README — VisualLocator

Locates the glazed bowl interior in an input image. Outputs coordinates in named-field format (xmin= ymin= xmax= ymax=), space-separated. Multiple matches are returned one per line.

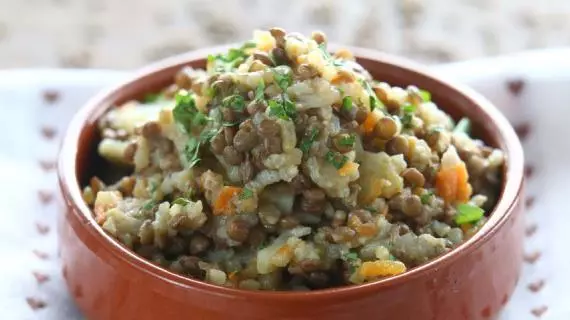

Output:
xmin=59 ymin=45 xmax=524 ymax=299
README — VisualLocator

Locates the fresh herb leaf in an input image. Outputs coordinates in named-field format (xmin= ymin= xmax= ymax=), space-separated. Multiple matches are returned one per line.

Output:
xmin=318 ymin=42 xmax=332 ymax=60
xmin=332 ymin=59 xmax=345 ymax=67
xmin=454 ymin=203 xmax=484 ymax=225
xmin=325 ymin=151 xmax=348 ymax=169
xmin=453 ymin=117 xmax=471 ymax=135
xmin=338 ymin=133 xmax=356 ymax=147
xmin=341 ymin=251 xmax=360 ymax=274
xmin=222 ymin=121 xmax=240 ymax=127
xmin=268 ymin=97 xmax=297 ymax=121
xmin=342 ymin=96 xmax=353 ymax=111
xmin=420 ymin=191 xmax=434 ymax=204
xmin=272 ymin=66 xmax=293 ymax=92
xmin=139 ymin=200 xmax=156 ymax=213
xmin=300 ymin=127 xmax=319 ymax=154
xmin=173 ymin=197 xmax=191 ymax=206
xmin=239 ymin=188 xmax=254 ymax=200
xmin=207 ymin=42 xmax=255 ymax=73
xmin=173 ymin=90 xmax=210 ymax=133
xmin=199 ymin=127 xmax=221 ymax=142
xmin=402 ymin=103 xmax=416 ymax=114
xmin=222 ymin=94 xmax=246 ymax=112
xmin=254 ymin=80 xmax=266 ymax=102
xmin=419 ymin=89 xmax=431 ymax=102
xmin=142 ymin=93 xmax=162 ymax=103
xmin=360 ymin=79 xmax=384 ymax=111
xmin=401 ymin=103 xmax=416 ymax=129
xmin=183 ymin=137 xmax=202 ymax=168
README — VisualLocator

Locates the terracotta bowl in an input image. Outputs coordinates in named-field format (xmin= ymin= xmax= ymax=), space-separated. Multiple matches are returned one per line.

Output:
xmin=58 ymin=46 xmax=525 ymax=320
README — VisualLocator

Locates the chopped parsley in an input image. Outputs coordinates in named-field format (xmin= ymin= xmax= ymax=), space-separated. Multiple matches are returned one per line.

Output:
xmin=207 ymin=41 xmax=255 ymax=73
xmin=239 ymin=188 xmax=254 ymax=200
xmin=268 ymin=97 xmax=297 ymax=120
xmin=139 ymin=200 xmax=156 ymax=214
xmin=420 ymin=89 xmax=431 ymax=102
xmin=342 ymin=96 xmax=353 ymax=111
xmin=183 ymin=137 xmax=202 ymax=168
xmin=142 ymin=93 xmax=163 ymax=103
xmin=401 ymin=103 xmax=416 ymax=129
xmin=222 ymin=94 xmax=246 ymax=112
xmin=272 ymin=66 xmax=293 ymax=92
xmin=360 ymin=79 xmax=384 ymax=111
xmin=454 ymin=203 xmax=484 ymax=225
xmin=254 ymin=80 xmax=266 ymax=102
xmin=420 ymin=191 xmax=434 ymax=204
xmin=341 ymin=251 xmax=360 ymax=273
xmin=299 ymin=127 xmax=320 ymax=154
xmin=325 ymin=151 xmax=349 ymax=169
xmin=338 ymin=133 xmax=356 ymax=147
xmin=318 ymin=42 xmax=332 ymax=60
xmin=453 ymin=117 xmax=471 ymax=135
xmin=173 ymin=90 xmax=210 ymax=133
xmin=172 ymin=197 xmax=191 ymax=206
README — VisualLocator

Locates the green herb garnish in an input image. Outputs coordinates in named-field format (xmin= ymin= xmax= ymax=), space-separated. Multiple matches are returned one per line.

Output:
xmin=299 ymin=127 xmax=319 ymax=154
xmin=139 ymin=200 xmax=156 ymax=214
xmin=341 ymin=251 xmax=360 ymax=273
xmin=338 ymin=133 xmax=356 ymax=147
xmin=222 ymin=121 xmax=240 ymax=127
xmin=183 ymin=137 xmax=201 ymax=168
xmin=419 ymin=89 xmax=431 ymax=102
xmin=453 ymin=117 xmax=471 ymax=135
xmin=142 ymin=93 xmax=162 ymax=103
xmin=207 ymin=42 xmax=255 ymax=73
xmin=420 ymin=191 xmax=434 ymax=204
xmin=454 ymin=203 xmax=484 ymax=225
xmin=272 ymin=66 xmax=293 ymax=92
xmin=401 ymin=103 xmax=416 ymax=129
xmin=239 ymin=188 xmax=254 ymax=200
xmin=254 ymin=80 xmax=266 ymax=102
xmin=172 ymin=198 xmax=191 ymax=206
xmin=222 ymin=94 xmax=246 ymax=112
xmin=268 ymin=97 xmax=297 ymax=121
xmin=173 ymin=90 xmax=210 ymax=133
xmin=360 ymin=79 xmax=384 ymax=111
xmin=342 ymin=96 xmax=353 ymax=111
xmin=325 ymin=151 xmax=348 ymax=169
xmin=318 ymin=42 xmax=332 ymax=60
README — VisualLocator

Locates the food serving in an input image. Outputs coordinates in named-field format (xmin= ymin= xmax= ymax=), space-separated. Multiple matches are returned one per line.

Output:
xmin=82 ymin=28 xmax=504 ymax=291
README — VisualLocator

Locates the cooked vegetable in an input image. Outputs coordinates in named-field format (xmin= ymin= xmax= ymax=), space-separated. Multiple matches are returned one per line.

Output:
xmin=85 ymin=28 xmax=504 ymax=291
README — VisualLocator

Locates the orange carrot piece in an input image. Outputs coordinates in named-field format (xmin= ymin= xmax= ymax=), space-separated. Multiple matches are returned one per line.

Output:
xmin=361 ymin=112 xmax=380 ymax=134
xmin=356 ymin=223 xmax=378 ymax=237
xmin=435 ymin=163 xmax=472 ymax=204
xmin=213 ymin=186 xmax=242 ymax=215
xmin=338 ymin=161 xmax=358 ymax=177
xmin=359 ymin=260 xmax=406 ymax=278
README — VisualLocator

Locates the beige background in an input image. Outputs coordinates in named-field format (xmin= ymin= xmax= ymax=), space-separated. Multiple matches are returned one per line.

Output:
xmin=0 ymin=0 xmax=569 ymax=69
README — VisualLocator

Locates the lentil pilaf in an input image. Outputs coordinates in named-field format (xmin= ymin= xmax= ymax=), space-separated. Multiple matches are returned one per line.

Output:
xmin=82 ymin=28 xmax=504 ymax=290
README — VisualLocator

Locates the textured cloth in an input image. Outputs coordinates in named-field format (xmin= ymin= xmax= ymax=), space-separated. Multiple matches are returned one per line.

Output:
xmin=0 ymin=0 xmax=570 ymax=68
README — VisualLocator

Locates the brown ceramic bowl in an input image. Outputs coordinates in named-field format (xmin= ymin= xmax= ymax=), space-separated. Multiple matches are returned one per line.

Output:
xmin=58 ymin=45 xmax=525 ymax=320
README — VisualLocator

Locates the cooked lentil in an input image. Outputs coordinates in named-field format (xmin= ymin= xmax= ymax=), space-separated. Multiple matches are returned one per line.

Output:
xmin=84 ymin=28 xmax=504 ymax=291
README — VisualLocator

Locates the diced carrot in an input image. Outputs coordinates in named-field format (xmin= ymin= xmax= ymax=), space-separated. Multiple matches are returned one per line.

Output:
xmin=435 ymin=163 xmax=473 ymax=204
xmin=228 ymin=271 xmax=239 ymax=283
xmin=338 ymin=161 xmax=358 ymax=177
xmin=213 ymin=186 xmax=242 ymax=215
xmin=356 ymin=223 xmax=378 ymax=237
xmin=460 ymin=223 xmax=472 ymax=234
xmin=361 ymin=112 xmax=380 ymax=134
xmin=359 ymin=260 xmax=406 ymax=278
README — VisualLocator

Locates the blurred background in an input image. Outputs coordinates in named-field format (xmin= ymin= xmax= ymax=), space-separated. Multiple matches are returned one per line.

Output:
xmin=0 ymin=0 xmax=570 ymax=69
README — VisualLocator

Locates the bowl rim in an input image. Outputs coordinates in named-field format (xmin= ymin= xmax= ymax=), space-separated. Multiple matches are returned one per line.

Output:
xmin=58 ymin=44 xmax=524 ymax=301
